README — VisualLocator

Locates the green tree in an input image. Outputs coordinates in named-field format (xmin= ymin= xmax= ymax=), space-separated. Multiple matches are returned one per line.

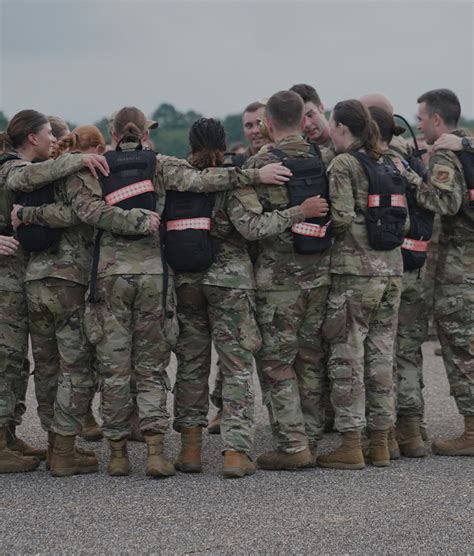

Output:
xmin=223 ymin=113 xmax=245 ymax=146
xmin=0 ymin=111 xmax=9 ymax=131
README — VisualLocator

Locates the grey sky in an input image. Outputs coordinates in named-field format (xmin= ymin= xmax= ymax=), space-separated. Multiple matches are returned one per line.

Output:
xmin=1 ymin=0 xmax=473 ymax=125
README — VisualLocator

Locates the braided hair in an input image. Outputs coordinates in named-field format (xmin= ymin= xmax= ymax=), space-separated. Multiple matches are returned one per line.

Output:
xmin=188 ymin=118 xmax=226 ymax=169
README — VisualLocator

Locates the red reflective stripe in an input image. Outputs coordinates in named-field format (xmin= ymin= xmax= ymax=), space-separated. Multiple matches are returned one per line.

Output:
xmin=469 ymin=189 xmax=474 ymax=201
xmin=402 ymin=238 xmax=429 ymax=252
xmin=368 ymin=195 xmax=381 ymax=208
xmin=391 ymin=194 xmax=405 ymax=207
xmin=166 ymin=218 xmax=211 ymax=231
xmin=368 ymin=194 xmax=405 ymax=208
xmin=292 ymin=221 xmax=331 ymax=238
xmin=104 ymin=180 xmax=154 ymax=206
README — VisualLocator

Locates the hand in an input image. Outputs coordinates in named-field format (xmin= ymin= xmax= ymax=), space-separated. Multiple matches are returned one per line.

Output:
xmin=82 ymin=154 xmax=110 ymax=179
xmin=433 ymin=134 xmax=463 ymax=152
xmin=0 ymin=235 xmax=19 ymax=256
xmin=147 ymin=212 xmax=161 ymax=234
xmin=259 ymin=162 xmax=292 ymax=185
xmin=300 ymin=196 xmax=329 ymax=218
xmin=10 ymin=204 xmax=24 ymax=231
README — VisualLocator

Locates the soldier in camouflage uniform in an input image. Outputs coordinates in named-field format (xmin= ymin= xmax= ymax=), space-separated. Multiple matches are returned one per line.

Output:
xmin=317 ymin=100 xmax=404 ymax=470
xmin=227 ymin=90 xmax=333 ymax=470
xmin=414 ymin=89 xmax=474 ymax=456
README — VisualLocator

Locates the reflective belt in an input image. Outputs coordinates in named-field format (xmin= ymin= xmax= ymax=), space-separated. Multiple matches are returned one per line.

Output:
xmin=368 ymin=194 xmax=405 ymax=208
xmin=166 ymin=217 xmax=211 ymax=231
xmin=401 ymin=238 xmax=429 ymax=252
xmin=104 ymin=180 xmax=155 ymax=206
xmin=469 ymin=189 xmax=474 ymax=201
xmin=292 ymin=220 xmax=331 ymax=238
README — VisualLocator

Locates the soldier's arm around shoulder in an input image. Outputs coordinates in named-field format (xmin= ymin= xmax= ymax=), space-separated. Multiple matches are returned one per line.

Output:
xmin=20 ymin=181 xmax=80 ymax=228
xmin=327 ymin=154 xmax=357 ymax=233
xmin=416 ymin=150 xmax=464 ymax=216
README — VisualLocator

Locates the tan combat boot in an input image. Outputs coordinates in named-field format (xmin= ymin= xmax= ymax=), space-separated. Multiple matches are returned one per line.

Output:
xmin=256 ymin=447 xmax=312 ymax=470
xmin=317 ymin=431 xmax=366 ymax=470
xmin=50 ymin=434 xmax=98 ymax=477
xmin=80 ymin=408 xmax=103 ymax=441
xmin=108 ymin=439 xmax=130 ymax=476
xmin=7 ymin=425 xmax=46 ymax=460
xmin=431 ymin=416 xmax=474 ymax=457
xmin=0 ymin=427 xmax=39 ymax=473
xmin=366 ymin=430 xmax=390 ymax=467
xmin=175 ymin=427 xmax=202 ymax=473
xmin=129 ymin=412 xmax=144 ymax=442
xmin=388 ymin=426 xmax=400 ymax=460
xmin=207 ymin=411 xmax=222 ymax=435
xmin=222 ymin=451 xmax=256 ymax=478
xmin=47 ymin=432 xmax=95 ymax=469
xmin=397 ymin=415 xmax=427 ymax=458
xmin=144 ymin=433 xmax=175 ymax=477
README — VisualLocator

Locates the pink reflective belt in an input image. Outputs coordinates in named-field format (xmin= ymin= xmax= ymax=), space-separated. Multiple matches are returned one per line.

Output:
xmin=401 ymin=238 xmax=429 ymax=252
xmin=291 ymin=221 xmax=330 ymax=238
xmin=166 ymin=218 xmax=211 ymax=231
xmin=469 ymin=189 xmax=474 ymax=201
xmin=104 ymin=180 xmax=154 ymax=206
xmin=368 ymin=194 xmax=405 ymax=208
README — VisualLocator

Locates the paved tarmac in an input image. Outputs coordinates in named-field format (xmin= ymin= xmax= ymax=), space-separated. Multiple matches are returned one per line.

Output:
xmin=1 ymin=341 xmax=472 ymax=555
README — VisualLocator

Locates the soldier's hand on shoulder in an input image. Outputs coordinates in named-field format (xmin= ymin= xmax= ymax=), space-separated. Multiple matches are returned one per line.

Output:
xmin=0 ymin=235 xmax=19 ymax=256
xmin=300 ymin=195 xmax=329 ymax=218
xmin=10 ymin=204 xmax=23 ymax=231
xmin=82 ymin=154 xmax=110 ymax=179
xmin=433 ymin=134 xmax=462 ymax=152
xmin=259 ymin=162 xmax=292 ymax=185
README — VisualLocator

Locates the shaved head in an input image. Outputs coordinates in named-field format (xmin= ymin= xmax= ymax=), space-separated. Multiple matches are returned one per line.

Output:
xmin=359 ymin=93 xmax=394 ymax=116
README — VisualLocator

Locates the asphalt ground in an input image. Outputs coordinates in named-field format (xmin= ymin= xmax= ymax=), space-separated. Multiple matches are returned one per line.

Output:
xmin=1 ymin=341 xmax=473 ymax=555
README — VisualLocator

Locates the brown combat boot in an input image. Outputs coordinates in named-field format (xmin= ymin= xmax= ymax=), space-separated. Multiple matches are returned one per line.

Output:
xmin=7 ymin=425 xmax=46 ymax=460
xmin=317 ymin=431 xmax=365 ymax=470
xmin=129 ymin=412 xmax=144 ymax=442
xmin=80 ymin=409 xmax=103 ymax=441
xmin=431 ymin=416 xmax=474 ymax=457
xmin=144 ymin=433 xmax=175 ymax=477
xmin=222 ymin=451 xmax=256 ymax=478
xmin=256 ymin=447 xmax=312 ymax=470
xmin=0 ymin=428 xmax=39 ymax=473
xmin=50 ymin=434 xmax=98 ymax=477
xmin=388 ymin=426 xmax=400 ymax=460
xmin=47 ymin=432 xmax=95 ymax=469
xmin=366 ymin=430 xmax=390 ymax=467
xmin=397 ymin=415 xmax=427 ymax=458
xmin=108 ymin=439 xmax=130 ymax=476
xmin=175 ymin=427 xmax=202 ymax=473
xmin=207 ymin=411 xmax=222 ymax=435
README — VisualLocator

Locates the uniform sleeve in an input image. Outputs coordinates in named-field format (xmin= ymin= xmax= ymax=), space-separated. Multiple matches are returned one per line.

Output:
xmin=328 ymin=156 xmax=356 ymax=234
xmin=65 ymin=171 xmax=153 ymax=235
xmin=157 ymin=155 xmax=260 ymax=193
xmin=5 ymin=154 xmax=84 ymax=193
xmin=20 ymin=202 xmax=80 ymax=228
xmin=416 ymin=151 xmax=464 ymax=216
xmin=227 ymin=187 xmax=304 ymax=241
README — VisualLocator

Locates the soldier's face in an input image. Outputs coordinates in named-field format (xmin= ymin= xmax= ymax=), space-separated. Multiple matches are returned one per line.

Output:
xmin=243 ymin=107 xmax=266 ymax=153
xmin=417 ymin=102 xmax=437 ymax=145
xmin=303 ymin=101 xmax=327 ymax=143
xmin=30 ymin=123 xmax=56 ymax=160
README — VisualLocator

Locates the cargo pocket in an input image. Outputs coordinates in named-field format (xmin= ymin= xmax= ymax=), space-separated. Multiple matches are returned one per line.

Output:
xmin=238 ymin=292 xmax=263 ymax=354
xmin=330 ymin=365 xmax=353 ymax=408
xmin=256 ymin=302 xmax=278 ymax=358
xmin=83 ymin=302 xmax=106 ymax=346
xmin=322 ymin=293 xmax=347 ymax=343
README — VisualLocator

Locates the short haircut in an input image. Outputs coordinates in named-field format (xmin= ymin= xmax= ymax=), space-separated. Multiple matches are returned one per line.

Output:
xmin=243 ymin=101 xmax=265 ymax=114
xmin=290 ymin=84 xmax=322 ymax=106
xmin=266 ymin=90 xmax=304 ymax=131
xmin=417 ymin=88 xmax=461 ymax=127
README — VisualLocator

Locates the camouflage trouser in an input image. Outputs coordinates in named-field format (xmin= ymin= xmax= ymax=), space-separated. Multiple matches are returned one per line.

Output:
xmin=26 ymin=279 xmax=95 ymax=434
xmin=324 ymin=275 xmax=401 ymax=433
xmin=173 ymin=284 xmax=260 ymax=454
xmin=0 ymin=290 xmax=29 ymax=428
xmin=256 ymin=286 xmax=329 ymax=453
xmin=84 ymin=274 xmax=178 ymax=441
xmin=210 ymin=364 xmax=223 ymax=411
xmin=434 ymin=284 xmax=474 ymax=416
xmin=394 ymin=269 xmax=429 ymax=416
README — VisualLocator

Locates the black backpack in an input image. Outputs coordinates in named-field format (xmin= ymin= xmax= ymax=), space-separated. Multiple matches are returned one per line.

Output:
xmin=457 ymin=150 xmax=474 ymax=210
xmin=352 ymin=152 xmax=407 ymax=251
xmin=272 ymin=144 xmax=332 ymax=254
xmin=162 ymin=190 xmax=215 ymax=272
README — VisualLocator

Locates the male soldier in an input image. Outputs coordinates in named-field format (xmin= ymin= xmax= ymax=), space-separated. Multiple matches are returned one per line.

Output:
xmin=229 ymin=90 xmax=333 ymax=469
xmin=290 ymin=84 xmax=332 ymax=150
xmin=414 ymin=88 xmax=474 ymax=456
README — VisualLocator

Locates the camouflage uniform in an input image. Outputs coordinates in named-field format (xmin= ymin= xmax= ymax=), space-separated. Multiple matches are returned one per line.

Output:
xmin=68 ymin=144 xmax=264 ymax=441
xmin=416 ymin=131 xmax=474 ymax=417
xmin=230 ymin=135 xmax=334 ymax=453
xmin=324 ymin=150 xmax=403 ymax=433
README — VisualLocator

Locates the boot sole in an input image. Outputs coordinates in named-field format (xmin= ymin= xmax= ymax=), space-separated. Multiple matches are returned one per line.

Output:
xmin=51 ymin=464 xmax=98 ymax=477
xmin=432 ymin=449 xmax=474 ymax=456
xmin=108 ymin=469 xmax=130 ymax=476
xmin=0 ymin=464 xmax=39 ymax=473
xmin=146 ymin=469 xmax=176 ymax=477
xmin=175 ymin=463 xmax=202 ymax=473
xmin=222 ymin=466 xmax=256 ymax=478
xmin=400 ymin=448 xmax=427 ymax=458
xmin=318 ymin=461 xmax=366 ymax=470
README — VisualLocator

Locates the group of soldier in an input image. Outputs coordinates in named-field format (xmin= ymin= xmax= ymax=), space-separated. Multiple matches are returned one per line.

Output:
xmin=0 ymin=84 xmax=472 ymax=480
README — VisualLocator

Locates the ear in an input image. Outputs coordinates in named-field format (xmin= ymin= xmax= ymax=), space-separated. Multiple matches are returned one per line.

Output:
xmin=27 ymin=132 xmax=38 ymax=146
xmin=319 ymin=103 xmax=325 ymax=113
xmin=432 ymin=113 xmax=442 ymax=127
xmin=96 ymin=144 xmax=106 ymax=155
xmin=143 ymin=130 xmax=150 ymax=141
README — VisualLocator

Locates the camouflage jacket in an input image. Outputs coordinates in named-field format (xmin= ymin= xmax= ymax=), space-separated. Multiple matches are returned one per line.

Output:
xmin=327 ymin=148 xmax=404 ymax=277
xmin=235 ymin=134 xmax=334 ymax=291
xmin=67 ymin=143 xmax=262 ymax=278
xmin=416 ymin=129 xmax=474 ymax=284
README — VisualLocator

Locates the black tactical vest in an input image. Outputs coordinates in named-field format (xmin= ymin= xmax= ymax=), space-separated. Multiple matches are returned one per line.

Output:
xmin=352 ymin=152 xmax=407 ymax=251
xmin=99 ymin=145 xmax=157 ymax=240
xmin=162 ymin=190 xmax=215 ymax=272
xmin=272 ymin=144 xmax=332 ymax=254
xmin=456 ymin=150 xmax=474 ymax=210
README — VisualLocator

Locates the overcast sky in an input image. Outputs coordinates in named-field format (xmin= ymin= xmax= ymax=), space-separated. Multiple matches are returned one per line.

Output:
xmin=1 ymin=0 xmax=473 ymax=126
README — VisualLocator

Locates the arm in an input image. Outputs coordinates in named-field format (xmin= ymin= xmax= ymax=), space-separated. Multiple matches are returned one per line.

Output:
xmin=14 ymin=202 xmax=80 ymax=229
xmin=433 ymin=134 xmax=474 ymax=154
xmin=416 ymin=151 xmax=464 ymax=216
xmin=327 ymin=156 xmax=357 ymax=234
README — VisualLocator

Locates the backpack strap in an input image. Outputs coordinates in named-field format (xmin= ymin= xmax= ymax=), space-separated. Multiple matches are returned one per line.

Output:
xmin=88 ymin=229 xmax=104 ymax=304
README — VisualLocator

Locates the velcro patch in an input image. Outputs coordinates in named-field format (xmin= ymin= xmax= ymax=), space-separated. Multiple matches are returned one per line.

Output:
xmin=430 ymin=163 xmax=455 ymax=191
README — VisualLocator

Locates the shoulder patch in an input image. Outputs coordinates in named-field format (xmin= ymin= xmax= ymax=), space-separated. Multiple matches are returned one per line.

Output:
xmin=430 ymin=163 xmax=455 ymax=191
